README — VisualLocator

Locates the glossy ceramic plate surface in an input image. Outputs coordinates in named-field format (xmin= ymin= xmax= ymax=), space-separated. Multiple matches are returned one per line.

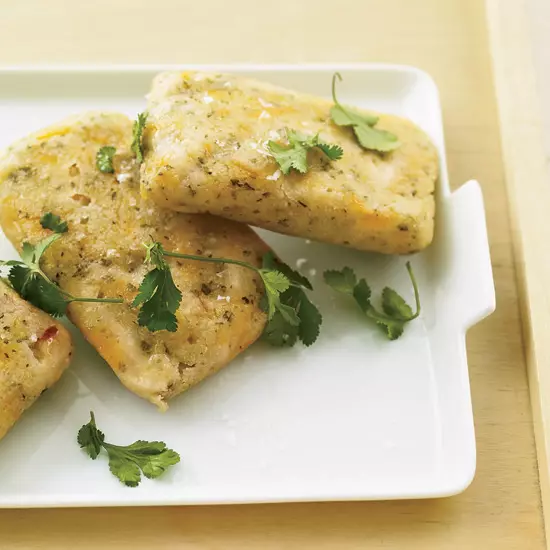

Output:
xmin=0 ymin=64 xmax=495 ymax=507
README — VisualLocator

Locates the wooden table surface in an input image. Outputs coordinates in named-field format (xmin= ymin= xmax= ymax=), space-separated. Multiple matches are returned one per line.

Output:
xmin=0 ymin=0 xmax=545 ymax=548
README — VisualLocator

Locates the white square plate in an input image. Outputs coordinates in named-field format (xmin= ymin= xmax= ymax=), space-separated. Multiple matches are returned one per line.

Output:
xmin=0 ymin=64 xmax=495 ymax=507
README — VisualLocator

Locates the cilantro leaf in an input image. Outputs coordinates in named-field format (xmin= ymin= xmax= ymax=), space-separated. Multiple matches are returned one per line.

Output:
xmin=330 ymin=73 xmax=400 ymax=152
xmin=352 ymin=279 xmax=371 ymax=313
xmin=382 ymin=287 xmax=413 ymax=319
xmin=267 ymin=128 xmax=343 ymax=175
xmin=260 ymin=255 xmax=322 ymax=347
xmin=262 ymin=251 xmax=312 ymax=290
xmin=330 ymin=104 xmax=379 ymax=127
xmin=277 ymin=301 xmax=301 ymax=326
xmin=330 ymin=87 xmax=380 ymax=127
xmin=77 ymin=411 xmax=105 ymax=460
xmin=9 ymin=265 xmax=68 ymax=317
xmin=0 ymin=260 xmax=23 ymax=267
xmin=141 ymin=450 xmax=181 ymax=479
xmin=105 ymin=441 xmax=180 ymax=487
xmin=106 ymin=451 xmax=142 ymax=487
xmin=276 ymin=285 xmax=322 ymax=347
xmin=295 ymin=290 xmax=323 ymax=346
xmin=78 ymin=412 xmax=180 ymax=487
xmin=323 ymin=267 xmax=357 ymax=294
xmin=133 ymin=242 xmax=182 ymax=332
xmin=261 ymin=270 xmax=291 ymax=299
xmin=267 ymin=140 xmax=308 ymax=174
xmin=133 ymin=268 xmax=181 ymax=332
xmin=324 ymin=262 xmax=419 ymax=340
xmin=316 ymin=142 xmax=344 ymax=160
xmin=262 ymin=309 xmax=299 ymax=347
xmin=119 ymin=440 xmax=181 ymax=479
xmin=132 ymin=112 xmax=148 ymax=163
xmin=257 ymin=268 xmax=291 ymax=322
xmin=366 ymin=309 xmax=406 ymax=340
xmin=353 ymin=124 xmax=400 ymax=153
xmin=5 ymin=234 xmax=68 ymax=317
xmin=40 ymin=212 xmax=68 ymax=234
xmin=96 ymin=146 xmax=116 ymax=173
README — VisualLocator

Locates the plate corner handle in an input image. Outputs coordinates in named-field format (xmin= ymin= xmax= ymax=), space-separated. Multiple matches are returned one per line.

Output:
xmin=448 ymin=180 xmax=496 ymax=328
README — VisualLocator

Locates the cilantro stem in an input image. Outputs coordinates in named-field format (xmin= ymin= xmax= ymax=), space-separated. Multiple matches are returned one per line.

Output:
xmin=161 ymin=250 xmax=260 ymax=274
xmin=35 ymin=266 xmax=51 ymax=283
xmin=57 ymin=285 xmax=124 ymax=305
xmin=331 ymin=72 xmax=343 ymax=107
xmin=69 ymin=297 xmax=124 ymax=305
xmin=161 ymin=249 xmax=306 ymax=290
xmin=406 ymin=261 xmax=421 ymax=320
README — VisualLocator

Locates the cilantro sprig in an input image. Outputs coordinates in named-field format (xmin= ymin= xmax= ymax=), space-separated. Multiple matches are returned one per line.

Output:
xmin=40 ymin=212 xmax=68 ymax=233
xmin=135 ymin=243 xmax=322 ymax=346
xmin=132 ymin=242 xmax=182 ymax=333
xmin=1 ymin=234 xmax=68 ymax=317
xmin=267 ymin=128 xmax=343 ymax=175
xmin=0 ymin=215 xmax=124 ymax=317
xmin=96 ymin=146 xmax=117 ymax=173
xmin=324 ymin=262 xmax=420 ymax=340
xmin=330 ymin=73 xmax=400 ymax=153
xmin=260 ymin=252 xmax=322 ymax=346
xmin=78 ymin=411 xmax=180 ymax=487
xmin=131 ymin=112 xmax=148 ymax=163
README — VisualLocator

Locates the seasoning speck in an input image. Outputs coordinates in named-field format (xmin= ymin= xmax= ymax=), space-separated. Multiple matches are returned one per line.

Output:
xmin=258 ymin=97 xmax=274 ymax=108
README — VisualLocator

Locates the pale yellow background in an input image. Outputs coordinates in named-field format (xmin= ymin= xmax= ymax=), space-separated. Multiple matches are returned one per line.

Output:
xmin=0 ymin=0 xmax=545 ymax=548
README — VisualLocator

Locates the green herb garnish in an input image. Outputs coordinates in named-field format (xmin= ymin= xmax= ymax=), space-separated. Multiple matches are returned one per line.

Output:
xmin=132 ymin=242 xmax=182 ymax=333
xmin=0 ymin=218 xmax=124 ymax=317
xmin=267 ymin=129 xmax=343 ymax=175
xmin=131 ymin=112 xmax=148 ymax=163
xmin=96 ymin=146 xmax=117 ymax=173
xmin=324 ymin=262 xmax=419 ymax=340
xmin=135 ymin=242 xmax=322 ymax=345
xmin=260 ymin=251 xmax=322 ymax=346
xmin=40 ymin=212 xmax=68 ymax=234
xmin=1 ymin=234 xmax=68 ymax=317
xmin=78 ymin=411 xmax=180 ymax=487
xmin=330 ymin=73 xmax=400 ymax=152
